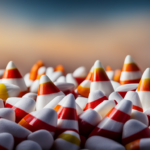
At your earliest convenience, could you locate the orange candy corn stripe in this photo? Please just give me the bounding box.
[137,78,150,91]
[54,104,61,112]
[92,68,110,82]
[85,72,93,81]
[106,66,113,71]
[113,70,121,82]
[77,85,90,98]
[3,69,22,78]
[38,82,60,95]
[122,63,140,72]
[125,139,140,150]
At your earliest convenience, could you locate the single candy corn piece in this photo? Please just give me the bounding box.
[12,97,35,123]
[16,140,42,150]
[2,61,27,97]
[124,91,143,112]
[111,80,121,90]
[56,76,66,83]
[0,108,15,122]
[113,69,121,82]
[90,60,114,97]
[109,92,123,103]
[77,66,93,98]
[122,119,150,145]
[78,109,102,137]
[115,83,138,98]
[66,73,78,88]
[120,55,141,85]
[90,100,132,141]
[0,133,14,150]
[137,68,150,111]
[94,100,117,118]
[56,94,78,137]
[84,90,108,111]
[0,119,31,145]
[54,65,65,75]
[54,82,75,95]
[0,83,20,102]
[52,130,80,150]
[73,66,87,85]
[75,97,88,110]
[85,136,125,150]
[5,97,21,108]
[27,129,54,150]
[44,95,65,109]
[131,110,148,126]
[19,108,57,136]
[125,138,150,150]
[106,66,114,80]
[30,66,46,93]
[29,60,44,81]
[36,75,64,110]
[22,93,37,101]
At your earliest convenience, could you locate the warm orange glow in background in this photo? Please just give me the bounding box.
[0,11,150,75]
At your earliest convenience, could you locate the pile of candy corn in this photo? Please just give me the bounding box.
[0,55,150,150]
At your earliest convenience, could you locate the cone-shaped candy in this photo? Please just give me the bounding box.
[12,97,35,123]
[54,65,65,75]
[56,76,66,82]
[5,97,21,108]
[27,130,54,150]
[0,119,31,145]
[90,100,132,141]
[144,108,150,126]
[120,55,141,85]
[0,133,14,150]
[0,83,20,102]
[52,130,80,150]
[125,91,143,112]
[19,108,57,136]
[78,109,102,137]
[113,69,121,82]
[22,92,37,101]
[125,138,150,150]
[30,66,46,93]
[75,97,88,110]
[106,66,114,80]
[90,60,114,97]
[77,66,93,98]
[54,82,75,95]
[109,92,123,103]
[73,66,87,85]
[115,83,138,98]
[84,90,108,111]
[94,100,117,118]
[122,119,150,145]
[66,73,78,88]
[16,140,42,150]
[0,108,15,122]
[56,94,78,137]
[137,68,150,111]
[131,110,148,126]
[2,61,27,97]
[36,75,64,110]
[111,80,121,90]
[85,136,125,150]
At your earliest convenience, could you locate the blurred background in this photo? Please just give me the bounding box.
[0,2,150,75]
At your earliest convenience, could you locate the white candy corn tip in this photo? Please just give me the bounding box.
[124,55,134,64]
[142,68,150,79]
[62,94,76,108]
[93,60,104,69]
[73,66,87,77]
[6,61,17,69]
[40,75,51,84]
[38,66,46,74]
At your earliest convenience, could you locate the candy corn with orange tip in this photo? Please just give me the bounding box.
[106,66,114,80]
[54,65,65,75]
[2,61,27,97]
[36,75,64,110]
[76,66,93,98]
[90,60,114,97]
[120,55,141,85]
[137,68,150,111]
[113,69,121,82]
